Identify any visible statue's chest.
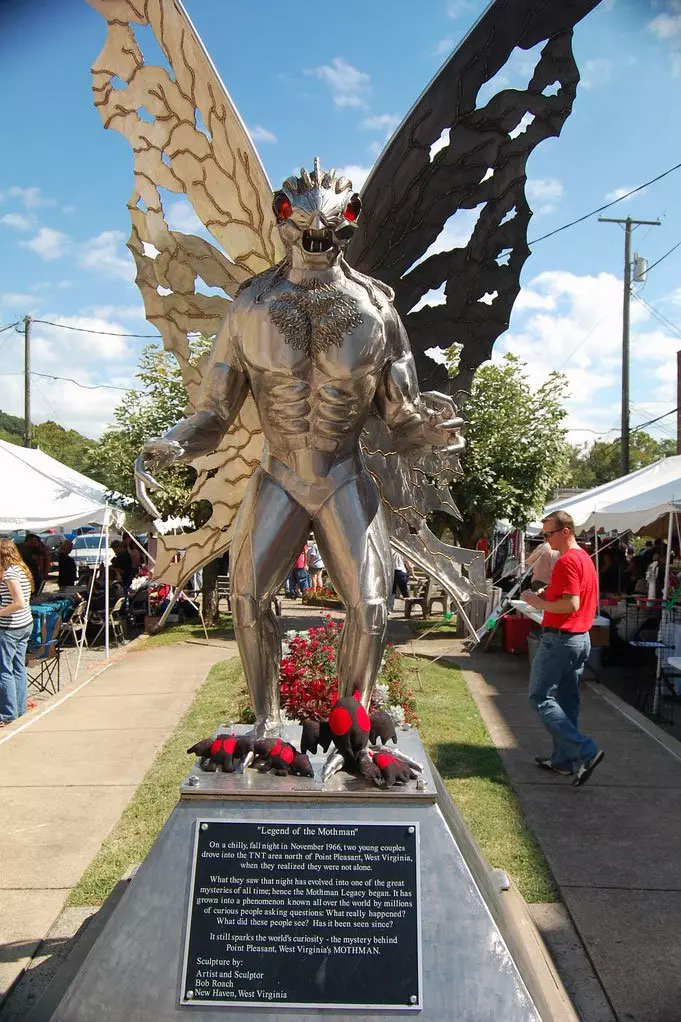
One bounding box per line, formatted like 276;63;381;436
239;281;386;380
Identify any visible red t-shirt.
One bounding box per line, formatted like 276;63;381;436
542;547;598;633
295;548;307;570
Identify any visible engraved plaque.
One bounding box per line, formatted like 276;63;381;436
180;820;421;1009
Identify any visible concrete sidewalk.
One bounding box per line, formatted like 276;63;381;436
419;640;681;1022
0;639;237;1007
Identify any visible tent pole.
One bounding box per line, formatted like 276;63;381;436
653;512;675;716
663;512;674;604
104;507;110;659
594;530;600;614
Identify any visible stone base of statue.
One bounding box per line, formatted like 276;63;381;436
27;727;575;1022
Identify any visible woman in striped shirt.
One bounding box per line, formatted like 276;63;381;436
0;539;34;726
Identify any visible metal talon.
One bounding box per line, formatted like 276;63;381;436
322;751;345;782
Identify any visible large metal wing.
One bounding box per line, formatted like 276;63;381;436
351;0;601;609
347;0;602;393
88;0;281;584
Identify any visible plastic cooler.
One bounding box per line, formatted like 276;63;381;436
502;614;534;654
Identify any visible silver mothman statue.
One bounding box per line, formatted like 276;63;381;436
89;0;602;742
136;159;464;738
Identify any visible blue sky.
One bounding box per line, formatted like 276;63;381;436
0;0;680;448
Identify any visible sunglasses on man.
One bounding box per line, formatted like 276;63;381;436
540;528;562;539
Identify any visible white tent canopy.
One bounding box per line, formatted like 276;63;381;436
542;457;681;533
0;439;109;532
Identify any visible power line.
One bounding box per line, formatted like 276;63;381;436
528;160;681;246
0;372;141;393
630;407;678;434
0;321;20;334
32;318;158;339
631;291;681;338
645;240;681;276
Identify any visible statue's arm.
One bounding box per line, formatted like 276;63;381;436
373;307;464;455
138;310;249;473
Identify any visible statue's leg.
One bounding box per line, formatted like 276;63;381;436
230;470;311;737
313;471;392;707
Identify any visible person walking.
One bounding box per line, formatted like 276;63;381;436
306;537;325;593
521;510;604;786
0;539;35;726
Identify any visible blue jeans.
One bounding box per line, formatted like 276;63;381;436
529;630;599;769
0;623;34;722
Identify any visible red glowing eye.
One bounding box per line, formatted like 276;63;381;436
343;193;362;222
273;192;293;221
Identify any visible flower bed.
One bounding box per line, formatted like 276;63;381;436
280;615;418;726
301;586;343;609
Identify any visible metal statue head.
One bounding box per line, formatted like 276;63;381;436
273;157;361;267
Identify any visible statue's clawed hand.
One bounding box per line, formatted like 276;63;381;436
420;391;465;454
134;439;185;517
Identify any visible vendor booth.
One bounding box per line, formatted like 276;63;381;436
0;440;120;667
537;457;681;713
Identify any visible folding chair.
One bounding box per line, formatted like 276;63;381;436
26;614;62;694
63;600;88;648
90;597;126;647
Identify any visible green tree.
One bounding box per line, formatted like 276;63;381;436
33;421;101;478
448;353;570;546
563;432;676;489
88;340;211;518
88;337;226;622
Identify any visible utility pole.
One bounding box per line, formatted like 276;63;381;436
599;215;660;476
23;315;32;448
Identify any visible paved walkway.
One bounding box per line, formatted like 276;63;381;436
0;638;237;1007
396;631;681;1022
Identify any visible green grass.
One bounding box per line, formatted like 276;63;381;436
138;617;234;649
67;653;555;907
414;659;557;903
407;617;458;638
67;658;246;906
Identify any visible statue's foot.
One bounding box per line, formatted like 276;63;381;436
249;715;282;740
370;743;423;773
322;750;345;782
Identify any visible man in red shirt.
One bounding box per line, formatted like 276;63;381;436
521;510;604;786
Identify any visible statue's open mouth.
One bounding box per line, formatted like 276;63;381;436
302;229;334;253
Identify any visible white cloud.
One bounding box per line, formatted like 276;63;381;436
526;178;564;216
435;37;454;57
79;230;134;281
309;58;370;109
0;292;35;308
648;8;681;75
31;316;133;363
83;304;147;321
445;0;474;18
649;10;681;39
580;58;613;90
165;198;206;236
249;124;277;144
336;164;371;192
0;373;123;439
604;184;646;204
361;113;400;134
7;186;56;209
21;227;71;261
494;269;678;441
1;213;34;231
